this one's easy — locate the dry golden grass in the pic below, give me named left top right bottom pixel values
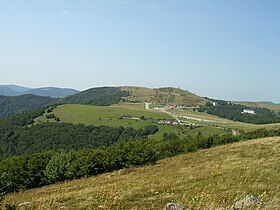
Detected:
left=120, top=86, right=206, bottom=106
left=3, top=137, right=280, bottom=210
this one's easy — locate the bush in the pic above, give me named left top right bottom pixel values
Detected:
left=44, top=152, right=75, bottom=183
left=46, top=114, right=55, bottom=119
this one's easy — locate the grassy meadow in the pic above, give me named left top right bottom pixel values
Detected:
left=35, top=103, right=172, bottom=129
left=4, top=137, right=280, bottom=209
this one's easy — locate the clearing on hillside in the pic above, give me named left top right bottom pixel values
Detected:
left=35, top=103, right=172, bottom=129
left=4, top=137, right=280, bottom=209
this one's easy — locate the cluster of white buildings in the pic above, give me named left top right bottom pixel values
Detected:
left=158, top=120, right=180, bottom=125
left=153, top=105, right=197, bottom=111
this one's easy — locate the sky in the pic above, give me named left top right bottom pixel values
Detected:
left=0, top=0, right=279, bottom=102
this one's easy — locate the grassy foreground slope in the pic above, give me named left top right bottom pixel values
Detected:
left=5, top=137, right=280, bottom=209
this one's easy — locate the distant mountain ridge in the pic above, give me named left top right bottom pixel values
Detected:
left=24, top=87, right=79, bottom=98
left=0, top=85, right=79, bottom=98
left=0, top=85, right=30, bottom=96
left=259, top=101, right=280, bottom=105
left=0, top=86, right=18, bottom=96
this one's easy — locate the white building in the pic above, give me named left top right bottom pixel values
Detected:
left=242, top=109, right=256, bottom=114
left=144, top=102, right=151, bottom=110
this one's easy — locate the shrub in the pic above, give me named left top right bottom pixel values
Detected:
left=44, top=152, right=75, bottom=183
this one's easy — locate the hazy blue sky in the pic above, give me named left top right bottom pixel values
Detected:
left=0, top=0, right=279, bottom=102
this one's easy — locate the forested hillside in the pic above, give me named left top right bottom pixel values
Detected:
left=0, top=95, right=58, bottom=117
left=63, top=87, right=130, bottom=106
left=0, top=122, right=158, bottom=158
left=198, top=99, right=280, bottom=124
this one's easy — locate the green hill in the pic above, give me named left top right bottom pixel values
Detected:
left=3, top=137, right=280, bottom=209
left=63, top=87, right=129, bottom=106
left=62, top=86, right=205, bottom=107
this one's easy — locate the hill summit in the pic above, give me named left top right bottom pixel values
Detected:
left=120, top=86, right=206, bottom=106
